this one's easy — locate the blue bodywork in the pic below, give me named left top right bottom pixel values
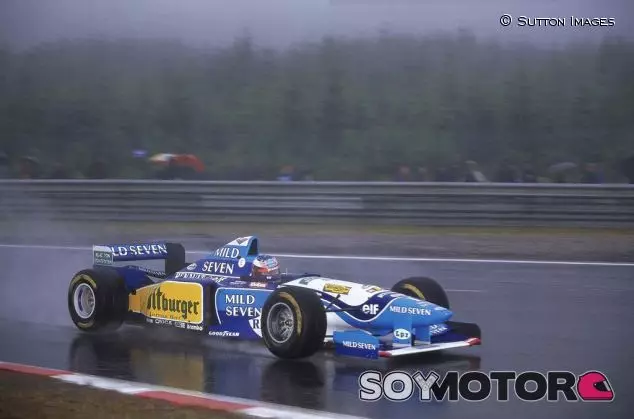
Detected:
left=91, top=236, right=481, bottom=359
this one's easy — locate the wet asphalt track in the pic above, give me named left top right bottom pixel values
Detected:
left=0, top=244, right=633, bottom=419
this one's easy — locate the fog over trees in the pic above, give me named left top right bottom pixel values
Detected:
left=0, top=0, right=632, bottom=179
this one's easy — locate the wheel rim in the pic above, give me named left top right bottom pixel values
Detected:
left=267, top=302, right=295, bottom=344
left=73, top=283, right=96, bottom=319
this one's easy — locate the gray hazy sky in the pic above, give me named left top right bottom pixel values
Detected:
left=0, top=0, right=632, bottom=49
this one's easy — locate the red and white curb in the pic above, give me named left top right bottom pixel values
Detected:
left=0, top=361, right=368, bottom=419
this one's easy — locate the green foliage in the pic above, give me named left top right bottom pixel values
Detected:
left=0, top=33, right=632, bottom=179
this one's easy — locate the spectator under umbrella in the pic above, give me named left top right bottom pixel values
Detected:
left=464, top=161, right=487, bottom=182
left=19, top=156, right=41, bottom=179
left=86, top=158, right=108, bottom=179
left=150, top=153, right=176, bottom=179
left=548, top=162, right=577, bottom=183
left=0, top=152, right=9, bottom=178
left=277, top=165, right=295, bottom=181
left=148, top=153, right=177, bottom=164
left=152, top=153, right=205, bottom=180
left=49, top=163, right=70, bottom=179
left=621, top=155, right=634, bottom=184
left=580, top=162, right=603, bottom=184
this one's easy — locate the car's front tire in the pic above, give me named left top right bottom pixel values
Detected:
left=68, top=268, right=127, bottom=332
left=261, top=287, right=326, bottom=359
left=391, top=276, right=450, bottom=308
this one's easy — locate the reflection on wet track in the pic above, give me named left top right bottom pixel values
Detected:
left=1, top=320, right=480, bottom=418
left=69, top=326, right=480, bottom=411
left=1, top=245, right=633, bottom=418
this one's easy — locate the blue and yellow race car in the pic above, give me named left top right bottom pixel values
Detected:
left=68, top=236, right=481, bottom=359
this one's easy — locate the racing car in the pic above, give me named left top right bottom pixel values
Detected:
left=68, top=236, right=481, bottom=359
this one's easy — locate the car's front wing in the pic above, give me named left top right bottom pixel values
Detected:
left=331, top=321, right=481, bottom=359
left=378, top=337, right=481, bottom=358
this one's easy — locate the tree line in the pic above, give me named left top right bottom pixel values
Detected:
left=0, top=32, right=632, bottom=180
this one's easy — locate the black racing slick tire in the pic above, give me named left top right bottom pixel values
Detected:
left=68, top=268, right=128, bottom=332
left=261, top=287, right=326, bottom=359
left=391, top=276, right=450, bottom=309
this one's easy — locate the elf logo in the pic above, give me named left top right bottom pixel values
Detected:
left=362, top=304, right=379, bottom=316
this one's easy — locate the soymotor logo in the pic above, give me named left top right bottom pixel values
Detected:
left=359, top=370, right=614, bottom=402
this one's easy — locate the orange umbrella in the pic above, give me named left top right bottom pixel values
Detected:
left=171, top=154, right=205, bottom=173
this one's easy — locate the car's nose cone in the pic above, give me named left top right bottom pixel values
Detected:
left=389, top=297, right=453, bottom=325
left=429, top=305, right=453, bottom=323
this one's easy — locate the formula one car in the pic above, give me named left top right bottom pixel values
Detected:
left=68, top=236, right=481, bottom=359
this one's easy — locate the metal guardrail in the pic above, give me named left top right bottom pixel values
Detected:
left=0, top=180, right=633, bottom=227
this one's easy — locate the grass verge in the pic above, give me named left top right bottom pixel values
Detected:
left=0, top=370, right=244, bottom=419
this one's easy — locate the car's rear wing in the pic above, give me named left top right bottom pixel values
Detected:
left=93, top=242, right=186, bottom=276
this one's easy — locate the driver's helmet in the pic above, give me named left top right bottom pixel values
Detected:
left=252, top=254, right=280, bottom=276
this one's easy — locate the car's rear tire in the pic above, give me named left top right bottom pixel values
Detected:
left=391, top=276, right=450, bottom=309
left=261, top=286, right=326, bottom=359
left=68, top=268, right=127, bottom=332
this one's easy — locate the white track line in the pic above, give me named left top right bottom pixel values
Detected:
left=0, top=244, right=87, bottom=251
left=444, top=289, right=485, bottom=293
left=267, top=252, right=634, bottom=267
left=0, top=243, right=633, bottom=267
